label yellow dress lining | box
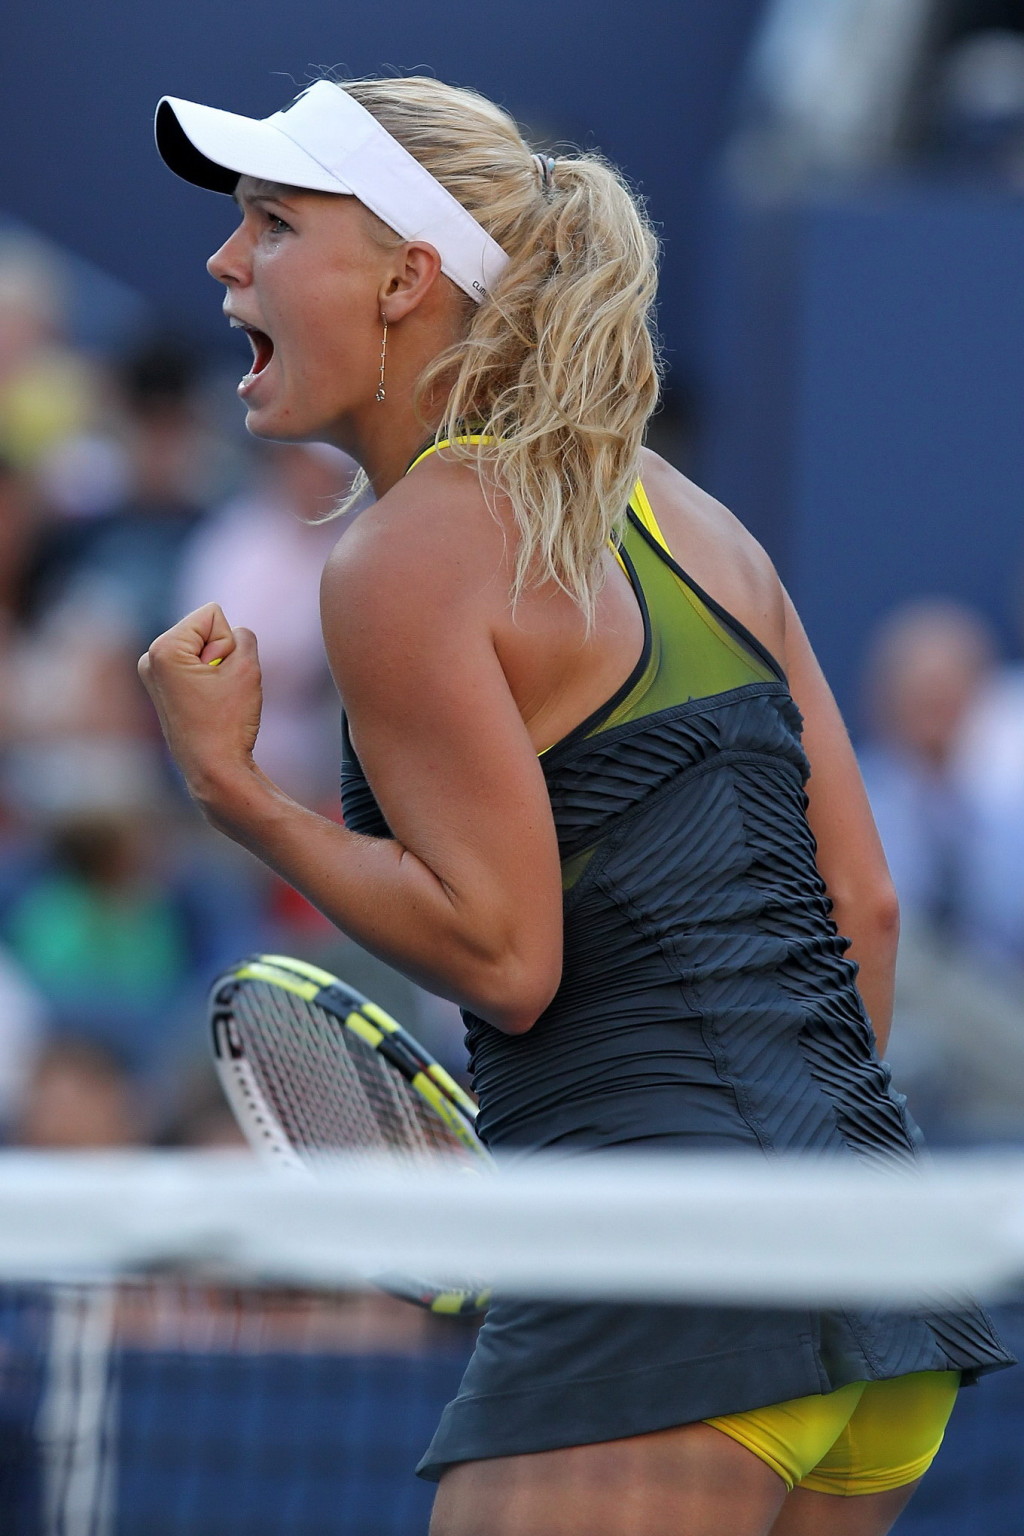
[405,437,773,757]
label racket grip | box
[373,1272,492,1317]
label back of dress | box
[466,490,912,1168]
[342,479,1011,1458]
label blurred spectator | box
[0,946,46,1138]
[858,598,997,937]
[732,0,936,190]
[161,1061,248,1150]
[26,336,232,651]
[931,28,1024,183]
[734,0,1024,191]
[0,456,38,631]
[35,426,129,523]
[0,591,158,820]
[0,808,266,1090]
[889,924,1024,1143]
[0,447,172,952]
[857,598,1024,1143]
[177,443,358,803]
[955,646,1024,974]
[0,236,99,472]
[0,456,46,784]
[11,1038,146,1148]
[0,338,235,827]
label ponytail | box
[339,75,662,621]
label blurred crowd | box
[0,211,1023,1159]
[736,0,1024,191]
[0,230,466,1155]
[857,594,1024,1143]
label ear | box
[378,241,444,322]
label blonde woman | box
[142,76,1011,1536]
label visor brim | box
[155,97,350,197]
[154,82,510,303]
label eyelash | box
[265,213,292,235]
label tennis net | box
[0,1149,1022,1535]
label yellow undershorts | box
[704,1370,960,1496]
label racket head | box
[209,953,488,1168]
[208,954,492,1315]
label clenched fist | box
[139,603,264,814]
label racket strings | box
[230,983,470,1165]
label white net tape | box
[0,1150,1022,1303]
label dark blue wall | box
[18,1,1018,726]
[701,179,1024,725]
[3,0,767,371]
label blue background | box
[2,0,766,374]
[8,0,1022,719]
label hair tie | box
[532,152,556,192]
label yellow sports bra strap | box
[406,447,663,582]
[407,434,495,474]
[628,478,672,556]
[610,479,664,574]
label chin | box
[245,417,292,442]
[241,388,320,436]
[246,422,342,453]
[243,406,308,443]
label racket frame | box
[208,953,493,1314]
[210,953,486,1162]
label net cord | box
[1,1151,1023,1304]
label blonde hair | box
[336,74,661,621]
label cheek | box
[299,296,377,378]
[256,247,381,396]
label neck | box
[340,391,442,497]
[324,306,462,496]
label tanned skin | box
[140,178,904,1536]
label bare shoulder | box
[321,454,511,651]
[637,449,786,661]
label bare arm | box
[782,593,900,1054]
[138,485,564,1035]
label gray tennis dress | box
[340,486,1013,1480]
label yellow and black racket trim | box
[209,953,493,1315]
[226,954,485,1156]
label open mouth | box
[230,319,275,379]
[243,326,274,377]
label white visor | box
[155,80,509,303]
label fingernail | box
[208,657,222,667]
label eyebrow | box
[232,181,299,209]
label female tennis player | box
[142,75,1012,1536]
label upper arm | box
[319,479,564,1003]
[782,591,896,916]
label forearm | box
[138,603,562,1032]
[194,760,551,1032]
[830,892,900,1056]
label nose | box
[207,225,250,287]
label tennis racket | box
[209,953,492,1314]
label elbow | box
[446,898,563,1035]
[858,874,900,946]
[470,953,562,1037]
[831,875,901,948]
[490,1004,548,1037]
[875,882,901,944]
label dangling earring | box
[375,314,388,403]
